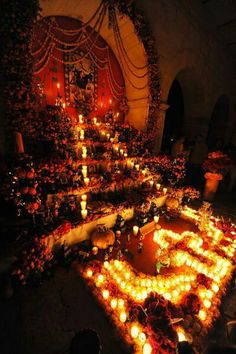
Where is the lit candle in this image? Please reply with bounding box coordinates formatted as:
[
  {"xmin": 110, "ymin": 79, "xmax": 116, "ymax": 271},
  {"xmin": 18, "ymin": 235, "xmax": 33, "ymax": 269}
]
[
  {"xmin": 80, "ymin": 135, "xmax": 85, "ymax": 141},
  {"xmin": 106, "ymin": 133, "xmax": 110, "ymax": 141},
  {"xmin": 110, "ymin": 298, "xmax": 117, "ymax": 309},
  {"xmin": 119, "ymin": 312, "xmax": 127, "ymax": 323},
  {"xmin": 82, "ymin": 165, "xmax": 87, "ymax": 171},
  {"xmin": 163, "ymin": 187, "xmax": 167, "ymax": 195},
  {"xmin": 84, "ymin": 177, "xmax": 90, "ymax": 186},
  {"xmin": 82, "ymin": 169, "xmax": 87, "ymax": 178},
  {"xmin": 93, "ymin": 117, "xmax": 97, "ymax": 124},
  {"xmin": 135, "ymin": 164, "xmax": 140, "ymax": 171},
  {"xmin": 154, "ymin": 215, "xmax": 159, "ymax": 223},
  {"xmin": 120, "ymin": 149, "xmax": 124, "ymax": 155},
  {"xmin": 81, "ymin": 194, "xmax": 87, "ymax": 201},
  {"xmin": 143, "ymin": 343, "xmax": 152, "ymax": 354},
  {"xmin": 102, "ymin": 290, "xmax": 109, "ymax": 300},
  {"xmin": 81, "ymin": 209, "xmax": 88, "ymax": 219},
  {"xmin": 92, "ymin": 246, "xmax": 98, "ymax": 255},
  {"xmin": 139, "ymin": 332, "xmax": 146, "ymax": 344},
  {"xmin": 78, "ymin": 114, "xmax": 83, "ymax": 123},
  {"xmin": 82, "ymin": 153, "xmax": 87, "ymax": 159},
  {"xmin": 133, "ymin": 225, "xmax": 139, "ymax": 236},
  {"xmin": 131, "ymin": 325, "xmax": 140, "ymax": 339},
  {"xmin": 86, "ymin": 269, "xmax": 93, "ymax": 277},
  {"xmin": 57, "ymin": 82, "xmax": 60, "ymax": 89},
  {"xmin": 142, "ymin": 169, "xmax": 146, "ymax": 176},
  {"xmin": 150, "ymin": 180, "xmax": 154, "ymax": 188},
  {"xmin": 130, "ymin": 161, "xmax": 134, "ymax": 169},
  {"xmin": 62, "ymin": 102, "xmax": 66, "ymax": 109},
  {"xmin": 80, "ymin": 201, "xmax": 87, "ymax": 210},
  {"xmin": 156, "ymin": 183, "xmax": 161, "ymax": 190},
  {"xmin": 109, "ymin": 98, "xmax": 112, "ymax": 105},
  {"xmin": 124, "ymin": 153, "xmax": 128, "ymax": 158},
  {"xmin": 117, "ymin": 299, "xmax": 124, "ymax": 308}
]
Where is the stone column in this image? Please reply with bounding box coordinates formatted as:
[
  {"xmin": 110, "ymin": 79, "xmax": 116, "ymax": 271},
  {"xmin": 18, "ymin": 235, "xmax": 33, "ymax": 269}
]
[{"xmin": 154, "ymin": 101, "xmax": 170, "ymax": 154}]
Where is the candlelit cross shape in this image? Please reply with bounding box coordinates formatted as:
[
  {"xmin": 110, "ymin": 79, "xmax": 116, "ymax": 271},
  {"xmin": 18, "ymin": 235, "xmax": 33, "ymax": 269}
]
[{"xmin": 83, "ymin": 207, "xmax": 236, "ymax": 353}]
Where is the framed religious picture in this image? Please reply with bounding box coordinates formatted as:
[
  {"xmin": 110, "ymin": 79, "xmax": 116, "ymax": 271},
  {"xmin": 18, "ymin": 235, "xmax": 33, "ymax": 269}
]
[{"xmin": 64, "ymin": 51, "xmax": 98, "ymax": 114}]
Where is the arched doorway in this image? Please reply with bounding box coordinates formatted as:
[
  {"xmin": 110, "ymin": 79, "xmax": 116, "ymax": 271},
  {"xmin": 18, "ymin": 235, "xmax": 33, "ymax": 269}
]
[
  {"xmin": 161, "ymin": 79, "xmax": 184, "ymax": 152},
  {"xmin": 207, "ymin": 95, "xmax": 229, "ymax": 149}
]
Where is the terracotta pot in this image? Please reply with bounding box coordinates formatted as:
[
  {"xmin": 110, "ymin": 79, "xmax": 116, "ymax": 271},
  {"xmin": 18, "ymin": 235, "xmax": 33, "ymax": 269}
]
[{"xmin": 203, "ymin": 178, "xmax": 220, "ymax": 201}]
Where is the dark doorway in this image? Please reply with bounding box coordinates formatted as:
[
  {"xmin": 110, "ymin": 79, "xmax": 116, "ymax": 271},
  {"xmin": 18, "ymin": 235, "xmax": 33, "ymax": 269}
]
[
  {"xmin": 207, "ymin": 95, "xmax": 229, "ymax": 150},
  {"xmin": 161, "ymin": 79, "xmax": 184, "ymax": 152}
]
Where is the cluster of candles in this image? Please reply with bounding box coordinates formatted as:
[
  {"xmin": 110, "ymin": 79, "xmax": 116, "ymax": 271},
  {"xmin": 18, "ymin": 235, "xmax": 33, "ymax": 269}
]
[
  {"xmin": 85, "ymin": 264, "xmax": 153, "ymax": 354},
  {"xmin": 112, "ymin": 144, "xmax": 127, "ymax": 157},
  {"xmin": 80, "ymin": 194, "xmax": 88, "ymax": 219}
]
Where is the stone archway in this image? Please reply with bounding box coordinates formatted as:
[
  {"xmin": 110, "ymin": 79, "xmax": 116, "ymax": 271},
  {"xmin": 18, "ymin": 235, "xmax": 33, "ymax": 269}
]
[
  {"xmin": 161, "ymin": 79, "xmax": 184, "ymax": 152},
  {"xmin": 207, "ymin": 95, "xmax": 230, "ymax": 149},
  {"xmin": 156, "ymin": 67, "xmax": 206, "ymax": 152},
  {"xmin": 175, "ymin": 67, "xmax": 206, "ymax": 140}
]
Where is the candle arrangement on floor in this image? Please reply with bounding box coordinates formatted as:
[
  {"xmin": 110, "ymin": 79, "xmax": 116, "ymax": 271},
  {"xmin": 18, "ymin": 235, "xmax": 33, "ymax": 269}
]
[{"xmin": 3, "ymin": 107, "xmax": 235, "ymax": 354}]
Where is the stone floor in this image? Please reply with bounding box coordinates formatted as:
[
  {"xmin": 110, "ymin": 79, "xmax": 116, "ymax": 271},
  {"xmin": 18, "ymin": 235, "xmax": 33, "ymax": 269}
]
[
  {"xmin": 0, "ymin": 188, "xmax": 236, "ymax": 354},
  {"xmin": 0, "ymin": 266, "xmax": 124, "ymax": 354}
]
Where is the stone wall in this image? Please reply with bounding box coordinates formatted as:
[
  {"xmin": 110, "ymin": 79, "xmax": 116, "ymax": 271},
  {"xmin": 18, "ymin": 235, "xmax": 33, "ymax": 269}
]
[{"xmin": 136, "ymin": 0, "xmax": 236, "ymax": 147}]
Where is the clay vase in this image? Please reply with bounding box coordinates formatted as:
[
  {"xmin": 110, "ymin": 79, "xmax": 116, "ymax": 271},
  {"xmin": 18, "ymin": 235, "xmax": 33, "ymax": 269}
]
[{"xmin": 203, "ymin": 178, "xmax": 220, "ymax": 201}]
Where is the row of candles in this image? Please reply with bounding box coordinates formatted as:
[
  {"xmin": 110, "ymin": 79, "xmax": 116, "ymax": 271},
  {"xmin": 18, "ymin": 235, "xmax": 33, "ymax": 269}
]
[
  {"xmin": 78, "ymin": 114, "xmax": 119, "ymax": 125},
  {"xmin": 85, "ymin": 259, "xmax": 191, "ymax": 353}
]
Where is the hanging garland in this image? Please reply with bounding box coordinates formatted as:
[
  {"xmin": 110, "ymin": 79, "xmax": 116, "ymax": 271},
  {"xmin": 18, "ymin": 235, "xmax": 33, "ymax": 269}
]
[
  {"xmin": 103, "ymin": 0, "xmax": 161, "ymax": 143},
  {"xmin": 0, "ymin": 0, "xmax": 40, "ymax": 135}
]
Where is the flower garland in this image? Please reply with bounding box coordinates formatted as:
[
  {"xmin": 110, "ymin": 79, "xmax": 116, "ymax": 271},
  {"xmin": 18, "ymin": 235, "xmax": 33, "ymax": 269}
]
[
  {"xmin": 0, "ymin": 0, "xmax": 40, "ymax": 134},
  {"xmin": 105, "ymin": 0, "xmax": 161, "ymax": 143}
]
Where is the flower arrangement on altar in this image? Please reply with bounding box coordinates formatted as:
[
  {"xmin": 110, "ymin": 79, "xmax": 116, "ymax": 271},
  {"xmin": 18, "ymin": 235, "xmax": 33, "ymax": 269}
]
[
  {"xmin": 202, "ymin": 151, "xmax": 232, "ymax": 180},
  {"xmin": 183, "ymin": 186, "xmax": 200, "ymax": 203},
  {"xmin": 12, "ymin": 235, "xmax": 53, "ymax": 286},
  {"xmin": 3, "ymin": 155, "xmax": 41, "ymax": 215}
]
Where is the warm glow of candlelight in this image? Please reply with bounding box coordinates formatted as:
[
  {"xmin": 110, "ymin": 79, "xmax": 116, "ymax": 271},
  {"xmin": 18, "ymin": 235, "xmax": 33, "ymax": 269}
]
[
  {"xmin": 82, "ymin": 169, "xmax": 87, "ymax": 178},
  {"xmin": 133, "ymin": 225, "xmax": 139, "ymax": 236},
  {"xmin": 84, "ymin": 177, "xmax": 90, "ymax": 186},
  {"xmin": 156, "ymin": 183, "xmax": 161, "ymax": 190},
  {"xmin": 135, "ymin": 164, "xmax": 140, "ymax": 171},
  {"xmin": 119, "ymin": 312, "xmax": 127, "ymax": 323},
  {"xmin": 102, "ymin": 290, "xmax": 109, "ymax": 300},
  {"xmin": 81, "ymin": 209, "xmax": 88, "ymax": 219},
  {"xmin": 154, "ymin": 216, "xmax": 159, "ymax": 223},
  {"xmin": 81, "ymin": 194, "xmax": 87, "ymax": 201},
  {"xmin": 163, "ymin": 187, "xmax": 167, "ymax": 195},
  {"xmin": 86, "ymin": 269, "xmax": 93, "ymax": 277},
  {"xmin": 80, "ymin": 201, "xmax": 87, "ymax": 210},
  {"xmin": 131, "ymin": 325, "xmax": 140, "ymax": 338},
  {"xmin": 143, "ymin": 343, "xmax": 152, "ymax": 354},
  {"xmin": 57, "ymin": 83, "xmax": 60, "ymax": 89}
]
